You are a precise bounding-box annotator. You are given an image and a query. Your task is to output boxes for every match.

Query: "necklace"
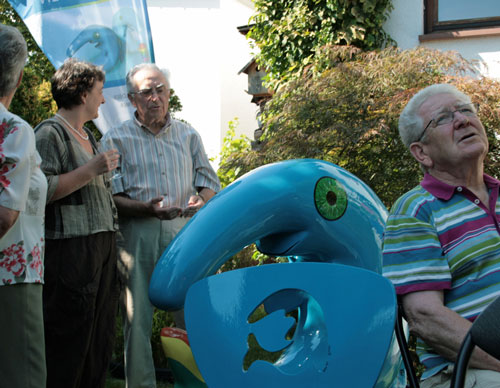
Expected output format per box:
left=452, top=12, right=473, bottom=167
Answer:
left=55, top=113, right=89, bottom=141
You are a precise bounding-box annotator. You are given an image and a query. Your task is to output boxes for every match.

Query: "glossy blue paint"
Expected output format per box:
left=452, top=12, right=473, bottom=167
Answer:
left=149, top=159, right=388, bottom=310
left=149, top=159, right=406, bottom=387
left=184, top=263, right=397, bottom=387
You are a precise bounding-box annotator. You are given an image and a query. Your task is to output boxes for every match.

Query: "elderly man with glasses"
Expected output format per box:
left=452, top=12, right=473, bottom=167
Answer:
left=100, top=63, right=220, bottom=388
left=382, top=83, right=500, bottom=387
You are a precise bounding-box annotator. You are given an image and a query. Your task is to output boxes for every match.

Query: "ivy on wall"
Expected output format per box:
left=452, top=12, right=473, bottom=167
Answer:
left=247, top=0, right=395, bottom=87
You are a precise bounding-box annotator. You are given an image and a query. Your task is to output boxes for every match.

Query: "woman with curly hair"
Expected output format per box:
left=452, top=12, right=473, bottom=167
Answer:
left=35, top=58, right=120, bottom=388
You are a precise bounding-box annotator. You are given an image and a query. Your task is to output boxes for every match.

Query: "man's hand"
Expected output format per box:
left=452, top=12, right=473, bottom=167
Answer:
left=150, top=197, right=182, bottom=220
left=182, top=194, right=205, bottom=217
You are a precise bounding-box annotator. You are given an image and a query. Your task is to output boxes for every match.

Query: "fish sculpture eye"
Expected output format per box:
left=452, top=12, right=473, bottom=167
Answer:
left=314, top=177, right=347, bottom=220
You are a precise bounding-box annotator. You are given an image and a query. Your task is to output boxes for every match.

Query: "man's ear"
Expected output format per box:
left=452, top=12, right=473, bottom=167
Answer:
left=15, top=70, right=23, bottom=89
left=410, top=142, right=433, bottom=169
left=127, top=94, right=137, bottom=107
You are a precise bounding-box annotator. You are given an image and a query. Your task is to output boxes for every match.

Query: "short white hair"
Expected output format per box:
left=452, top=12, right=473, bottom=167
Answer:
left=398, top=84, right=471, bottom=147
left=125, top=63, right=171, bottom=93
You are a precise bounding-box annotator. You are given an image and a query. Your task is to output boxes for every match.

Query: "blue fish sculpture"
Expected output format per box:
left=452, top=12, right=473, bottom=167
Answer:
left=183, top=262, right=402, bottom=387
left=149, top=159, right=406, bottom=387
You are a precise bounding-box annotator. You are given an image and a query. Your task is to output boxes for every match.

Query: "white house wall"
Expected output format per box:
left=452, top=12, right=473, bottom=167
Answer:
left=146, top=0, right=257, bottom=164
left=384, top=0, right=500, bottom=79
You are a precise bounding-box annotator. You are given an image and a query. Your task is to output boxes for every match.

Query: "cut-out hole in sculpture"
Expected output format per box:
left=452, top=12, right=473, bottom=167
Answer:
left=243, top=333, right=284, bottom=370
left=242, top=289, right=329, bottom=375
left=244, top=305, right=298, bottom=370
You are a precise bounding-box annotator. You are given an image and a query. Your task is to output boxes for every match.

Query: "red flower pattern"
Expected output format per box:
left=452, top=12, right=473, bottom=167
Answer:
left=0, top=121, right=8, bottom=142
left=0, top=118, right=43, bottom=286
left=0, top=119, right=19, bottom=190
left=0, top=243, right=26, bottom=277
left=29, top=244, right=43, bottom=278
left=0, top=164, right=11, bottom=189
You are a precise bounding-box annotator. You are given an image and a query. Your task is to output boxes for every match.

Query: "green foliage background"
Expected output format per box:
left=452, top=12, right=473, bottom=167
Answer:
left=219, top=45, right=500, bottom=208
left=248, top=0, right=394, bottom=87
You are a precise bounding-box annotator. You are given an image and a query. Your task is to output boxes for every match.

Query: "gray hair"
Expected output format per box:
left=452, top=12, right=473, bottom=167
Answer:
left=0, top=24, right=28, bottom=97
left=398, top=83, right=471, bottom=147
left=125, top=63, right=171, bottom=94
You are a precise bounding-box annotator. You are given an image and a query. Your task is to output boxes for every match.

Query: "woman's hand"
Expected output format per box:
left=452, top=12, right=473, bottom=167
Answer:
left=88, top=149, right=120, bottom=175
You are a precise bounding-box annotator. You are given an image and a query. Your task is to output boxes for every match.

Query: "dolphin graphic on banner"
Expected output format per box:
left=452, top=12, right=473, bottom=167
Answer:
left=7, top=0, right=155, bottom=133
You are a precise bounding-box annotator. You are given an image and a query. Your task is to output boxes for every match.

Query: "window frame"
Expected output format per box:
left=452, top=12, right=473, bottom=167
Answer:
left=424, top=0, right=500, bottom=34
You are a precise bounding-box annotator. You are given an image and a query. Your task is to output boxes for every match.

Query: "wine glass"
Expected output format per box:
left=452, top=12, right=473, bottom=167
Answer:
left=99, top=137, right=123, bottom=181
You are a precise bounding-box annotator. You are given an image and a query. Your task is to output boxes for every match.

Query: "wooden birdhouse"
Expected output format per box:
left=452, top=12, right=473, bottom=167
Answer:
left=238, top=58, right=270, bottom=99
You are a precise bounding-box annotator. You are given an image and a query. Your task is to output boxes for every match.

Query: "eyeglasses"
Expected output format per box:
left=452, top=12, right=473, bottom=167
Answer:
left=417, top=103, right=479, bottom=142
left=130, top=83, right=168, bottom=98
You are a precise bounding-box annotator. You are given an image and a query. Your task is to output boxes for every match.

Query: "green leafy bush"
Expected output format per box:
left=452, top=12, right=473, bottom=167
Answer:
left=217, top=119, right=251, bottom=188
left=1, top=2, right=57, bottom=127
left=219, top=45, right=500, bottom=208
left=248, top=0, right=394, bottom=87
left=10, top=67, right=57, bottom=126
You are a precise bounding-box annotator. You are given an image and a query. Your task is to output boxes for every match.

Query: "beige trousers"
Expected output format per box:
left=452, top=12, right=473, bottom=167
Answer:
left=421, top=365, right=500, bottom=388
left=118, top=216, right=188, bottom=388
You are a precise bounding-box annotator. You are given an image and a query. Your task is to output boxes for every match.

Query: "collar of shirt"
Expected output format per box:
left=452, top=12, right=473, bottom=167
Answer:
left=421, top=172, right=500, bottom=200
left=133, top=111, right=172, bottom=136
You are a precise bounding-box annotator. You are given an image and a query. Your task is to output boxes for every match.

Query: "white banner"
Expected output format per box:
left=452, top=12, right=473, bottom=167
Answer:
left=8, top=0, right=155, bottom=133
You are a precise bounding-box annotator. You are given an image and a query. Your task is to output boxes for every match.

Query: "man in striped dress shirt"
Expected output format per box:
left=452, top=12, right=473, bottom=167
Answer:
left=382, top=84, right=500, bottom=387
left=101, top=63, right=220, bottom=388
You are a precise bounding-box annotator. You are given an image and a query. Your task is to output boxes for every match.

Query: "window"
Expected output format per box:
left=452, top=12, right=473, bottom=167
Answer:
left=425, top=0, right=500, bottom=34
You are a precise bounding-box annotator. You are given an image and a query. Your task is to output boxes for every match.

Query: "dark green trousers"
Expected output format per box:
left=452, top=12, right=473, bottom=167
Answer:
left=0, top=282, right=46, bottom=388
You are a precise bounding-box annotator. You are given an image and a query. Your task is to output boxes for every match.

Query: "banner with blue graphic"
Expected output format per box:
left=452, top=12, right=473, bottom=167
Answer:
left=8, top=0, right=155, bottom=132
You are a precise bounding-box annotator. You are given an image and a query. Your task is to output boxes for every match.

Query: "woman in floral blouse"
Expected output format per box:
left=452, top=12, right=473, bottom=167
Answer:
left=0, top=24, right=48, bottom=388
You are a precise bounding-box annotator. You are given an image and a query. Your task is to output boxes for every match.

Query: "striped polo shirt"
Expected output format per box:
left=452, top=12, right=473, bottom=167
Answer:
left=383, top=173, right=500, bottom=379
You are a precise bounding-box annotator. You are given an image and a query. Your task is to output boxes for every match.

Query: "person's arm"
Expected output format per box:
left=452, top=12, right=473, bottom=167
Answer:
left=189, top=127, right=220, bottom=205
left=113, top=194, right=181, bottom=220
left=198, top=187, right=216, bottom=202
left=36, top=122, right=119, bottom=202
left=188, top=188, right=216, bottom=206
left=0, top=205, right=19, bottom=238
left=402, top=290, right=500, bottom=371
left=50, top=150, right=119, bottom=201
left=184, top=129, right=219, bottom=215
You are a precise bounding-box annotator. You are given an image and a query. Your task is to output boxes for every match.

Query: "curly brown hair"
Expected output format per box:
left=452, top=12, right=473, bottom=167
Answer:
left=51, top=58, right=105, bottom=109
